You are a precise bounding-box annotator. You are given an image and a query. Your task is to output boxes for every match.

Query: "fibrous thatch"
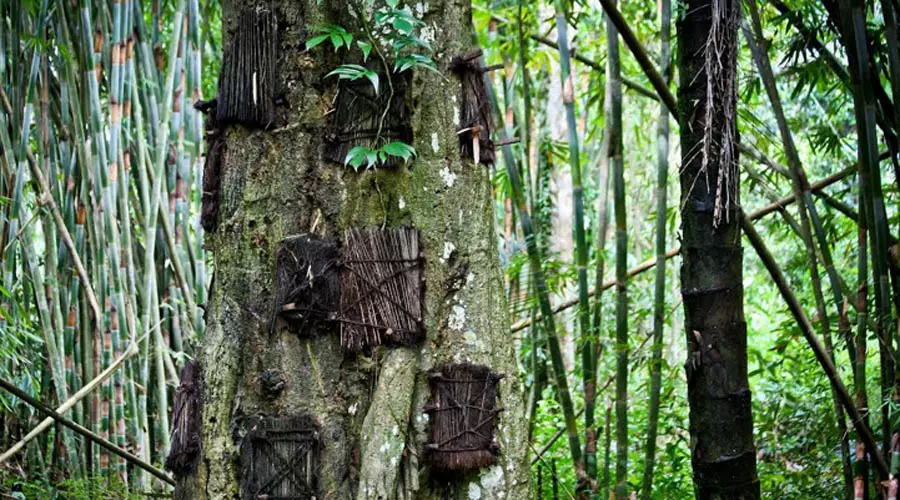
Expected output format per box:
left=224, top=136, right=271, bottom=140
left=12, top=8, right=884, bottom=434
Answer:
left=273, top=235, right=341, bottom=336
left=217, top=5, right=279, bottom=128
left=195, top=98, right=225, bottom=233
left=449, top=50, right=495, bottom=165
left=338, top=227, right=424, bottom=351
left=165, top=361, right=202, bottom=476
left=424, top=363, right=504, bottom=473
left=324, top=71, right=412, bottom=168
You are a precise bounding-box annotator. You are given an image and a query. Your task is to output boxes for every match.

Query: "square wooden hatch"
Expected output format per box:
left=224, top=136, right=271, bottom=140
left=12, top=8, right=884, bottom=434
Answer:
left=240, top=415, right=319, bottom=500
left=324, top=71, right=413, bottom=168
left=273, top=235, right=341, bottom=336
left=424, top=363, right=504, bottom=473
left=337, top=227, right=424, bottom=351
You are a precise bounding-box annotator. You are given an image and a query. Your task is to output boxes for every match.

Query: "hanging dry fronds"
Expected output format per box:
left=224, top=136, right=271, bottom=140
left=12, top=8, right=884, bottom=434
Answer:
left=273, top=235, right=341, bottom=336
left=702, top=0, right=741, bottom=227
left=165, top=361, right=202, bottom=476
left=450, top=50, right=496, bottom=165
left=195, top=98, right=225, bottom=233
left=338, top=227, right=424, bottom=351
left=324, top=71, right=413, bottom=168
left=424, top=363, right=504, bottom=473
left=217, top=5, right=279, bottom=128
left=240, top=415, right=319, bottom=500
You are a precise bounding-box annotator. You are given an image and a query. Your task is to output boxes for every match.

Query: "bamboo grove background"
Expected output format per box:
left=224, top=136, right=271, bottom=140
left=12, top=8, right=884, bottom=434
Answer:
left=0, top=0, right=216, bottom=495
left=1, top=0, right=899, bottom=498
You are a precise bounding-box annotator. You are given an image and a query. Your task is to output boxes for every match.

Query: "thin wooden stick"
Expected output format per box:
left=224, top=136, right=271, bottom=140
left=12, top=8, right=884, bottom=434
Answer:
left=0, top=375, right=174, bottom=485
left=0, top=341, right=138, bottom=464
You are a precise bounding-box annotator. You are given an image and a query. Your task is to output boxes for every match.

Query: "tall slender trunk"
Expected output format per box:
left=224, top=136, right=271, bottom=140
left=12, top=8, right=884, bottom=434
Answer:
left=606, top=1, right=629, bottom=497
left=641, top=0, right=670, bottom=496
left=677, top=0, right=759, bottom=497
left=550, top=0, right=594, bottom=489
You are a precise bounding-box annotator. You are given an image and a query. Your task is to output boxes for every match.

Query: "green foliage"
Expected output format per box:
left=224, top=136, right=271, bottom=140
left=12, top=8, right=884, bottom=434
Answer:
left=309, top=0, right=439, bottom=168
left=344, top=141, right=417, bottom=170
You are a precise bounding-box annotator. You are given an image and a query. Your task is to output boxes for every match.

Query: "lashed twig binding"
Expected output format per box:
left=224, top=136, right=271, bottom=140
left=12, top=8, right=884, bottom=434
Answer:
left=165, top=361, right=202, bottom=476
left=273, top=235, right=341, bottom=336
left=450, top=50, right=495, bottom=165
left=240, top=415, right=319, bottom=500
left=424, top=363, right=504, bottom=473
left=324, top=71, right=413, bottom=168
left=217, top=5, right=279, bottom=128
left=338, top=228, right=424, bottom=351
left=195, top=98, right=225, bottom=233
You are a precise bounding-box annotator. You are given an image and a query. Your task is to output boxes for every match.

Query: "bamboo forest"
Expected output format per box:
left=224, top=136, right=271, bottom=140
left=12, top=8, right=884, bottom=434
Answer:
left=1, top=0, right=900, bottom=498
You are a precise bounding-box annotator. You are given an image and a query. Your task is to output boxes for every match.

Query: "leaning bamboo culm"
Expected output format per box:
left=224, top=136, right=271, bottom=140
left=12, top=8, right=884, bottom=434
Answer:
left=0, top=0, right=205, bottom=494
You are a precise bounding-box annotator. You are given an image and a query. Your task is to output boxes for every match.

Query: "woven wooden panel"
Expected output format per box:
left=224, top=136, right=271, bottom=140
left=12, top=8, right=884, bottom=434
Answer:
left=273, top=235, right=340, bottom=336
left=165, top=361, right=202, bottom=476
left=324, top=71, right=412, bottom=168
left=338, top=228, right=424, bottom=351
left=217, top=5, right=279, bottom=128
left=449, top=50, right=494, bottom=165
left=424, top=363, right=504, bottom=473
left=240, top=415, right=319, bottom=500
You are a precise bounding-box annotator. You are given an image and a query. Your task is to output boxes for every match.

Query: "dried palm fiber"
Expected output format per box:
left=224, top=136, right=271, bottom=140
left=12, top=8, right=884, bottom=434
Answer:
left=217, top=4, right=279, bottom=128
left=240, top=415, right=319, bottom=500
left=195, top=98, right=225, bottom=233
left=696, top=0, right=741, bottom=227
left=165, top=361, right=202, bottom=476
left=273, top=235, right=340, bottom=336
left=338, top=227, right=424, bottom=351
left=324, top=70, right=413, bottom=168
left=449, top=50, right=495, bottom=165
left=424, top=363, right=504, bottom=473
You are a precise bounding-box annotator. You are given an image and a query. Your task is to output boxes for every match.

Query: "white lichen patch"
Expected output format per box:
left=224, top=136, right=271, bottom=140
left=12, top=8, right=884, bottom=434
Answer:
left=420, top=23, right=436, bottom=45
left=442, top=241, right=456, bottom=262
left=440, top=166, right=456, bottom=187
left=463, top=329, right=483, bottom=349
left=449, top=304, right=466, bottom=330
left=480, top=465, right=504, bottom=492
left=468, top=482, right=482, bottom=500
left=431, top=132, right=440, bottom=153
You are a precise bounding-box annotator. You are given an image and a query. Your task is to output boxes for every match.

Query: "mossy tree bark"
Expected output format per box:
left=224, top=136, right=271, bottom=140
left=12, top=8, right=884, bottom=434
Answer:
left=677, top=0, right=760, bottom=498
left=182, top=1, right=531, bottom=498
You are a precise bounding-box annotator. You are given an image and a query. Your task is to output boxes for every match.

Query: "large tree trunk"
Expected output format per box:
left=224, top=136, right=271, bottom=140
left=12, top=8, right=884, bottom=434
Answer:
left=181, top=1, right=531, bottom=498
left=677, top=0, right=760, bottom=498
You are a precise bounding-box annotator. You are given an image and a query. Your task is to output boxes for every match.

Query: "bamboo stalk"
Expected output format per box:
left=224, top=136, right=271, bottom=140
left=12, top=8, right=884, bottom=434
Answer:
left=641, top=0, right=671, bottom=496
left=550, top=0, right=593, bottom=488
left=603, top=1, right=629, bottom=496
left=483, top=60, right=583, bottom=482
left=741, top=214, right=890, bottom=479
left=743, top=4, right=853, bottom=494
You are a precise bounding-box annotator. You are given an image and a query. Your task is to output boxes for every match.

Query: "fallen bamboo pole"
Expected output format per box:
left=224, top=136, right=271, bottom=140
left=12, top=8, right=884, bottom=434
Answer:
left=0, top=375, right=174, bottom=486
left=0, top=341, right=138, bottom=464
